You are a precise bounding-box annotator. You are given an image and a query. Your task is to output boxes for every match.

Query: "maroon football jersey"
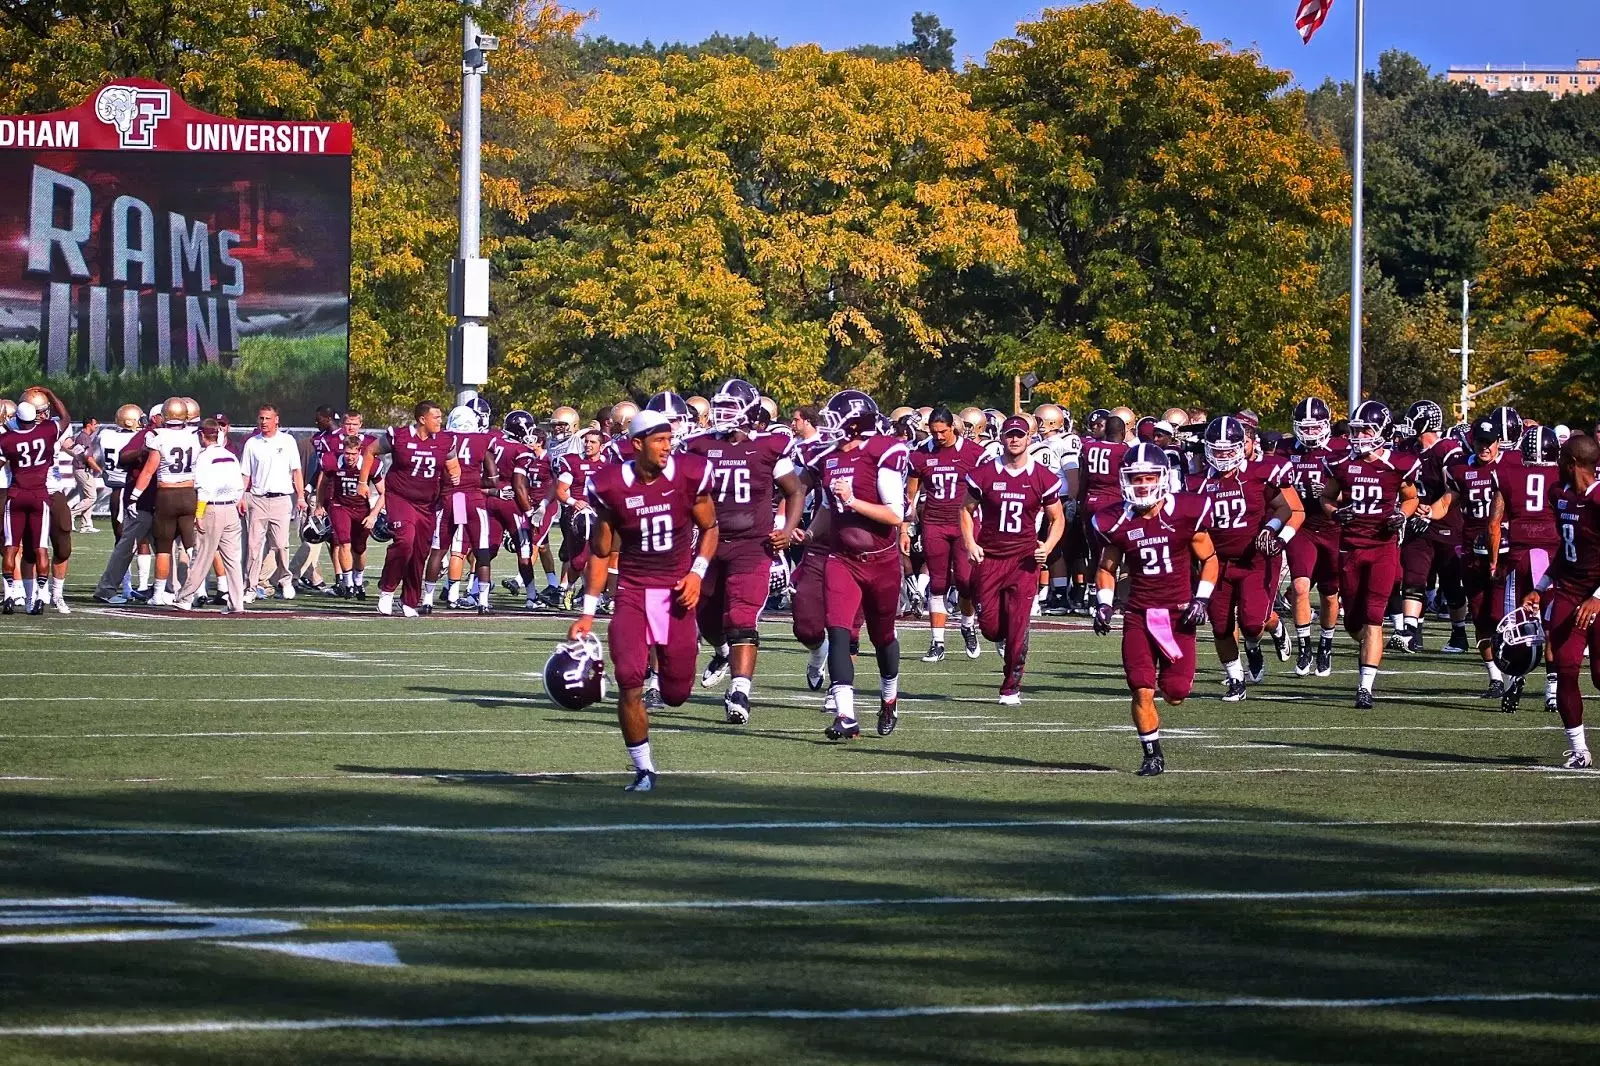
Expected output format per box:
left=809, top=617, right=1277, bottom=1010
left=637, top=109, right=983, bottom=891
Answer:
left=681, top=430, right=791, bottom=544
left=384, top=425, right=448, bottom=506
left=602, top=435, right=637, bottom=467
left=1497, top=462, right=1560, bottom=550
left=327, top=453, right=370, bottom=509
left=524, top=451, right=553, bottom=501
left=1273, top=437, right=1347, bottom=533
left=487, top=434, right=530, bottom=502
left=0, top=420, right=60, bottom=497
left=557, top=452, right=605, bottom=501
left=1408, top=437, right=1464, bottom=541
left=910, top=437, right=982, bottom=528
left=1078, top=439, right=1129, bottom=507
left=1444, top=453, right=1506, bottom=548
left=965, top=457, right=1061, bottom=556
left=445, top=430, right=496, bottom=497
left=587, top=454, right=713, bottom=588
left=809, top=434, right=910, bottom=558
left=1553, top=481, right=1600, bottom=595
left=1183, top=458, right=1289, bottom=561
left=1325, top=450, right=1420, bottom=550
left=1093, top=494, right=1211, bottom=611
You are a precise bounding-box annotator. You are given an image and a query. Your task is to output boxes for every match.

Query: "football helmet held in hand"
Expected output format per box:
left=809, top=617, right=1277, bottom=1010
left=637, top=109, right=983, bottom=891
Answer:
left=1491, top=604, right=1545, bottom=679
left=544, top=633, right=608, bottom=710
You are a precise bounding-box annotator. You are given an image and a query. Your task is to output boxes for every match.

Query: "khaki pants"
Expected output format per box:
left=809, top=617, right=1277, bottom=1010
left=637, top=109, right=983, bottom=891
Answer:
left=72, top=471, right=99, bottom=525
left=95, top=507, right=153, bottom=598
left=178, top=504, right=244, bottom=610
left=245, top=495, right=293, bottom=589
left=289, top=536, right=324, bottom=585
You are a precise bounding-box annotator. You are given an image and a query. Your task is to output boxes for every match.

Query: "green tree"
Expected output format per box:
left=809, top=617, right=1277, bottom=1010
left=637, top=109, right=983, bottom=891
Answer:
left=488, top=46, right=1017, bottom=411
left=853, top=13, right=958, bottom=74
left=965, top=0, right=1350, bottom=416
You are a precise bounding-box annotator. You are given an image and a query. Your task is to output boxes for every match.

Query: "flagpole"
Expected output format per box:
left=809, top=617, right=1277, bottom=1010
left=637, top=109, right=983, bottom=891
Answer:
left=1347, top=0, right=1366, bottom=414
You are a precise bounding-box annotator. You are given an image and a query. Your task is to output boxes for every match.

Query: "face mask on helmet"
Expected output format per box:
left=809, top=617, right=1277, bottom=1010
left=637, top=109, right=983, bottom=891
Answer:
left=543, top=633, right=608, bottom=711
left=710, top=380, right=758, bottom=433
left=1492, top=605, right=1545, bottom=679
left=1120, top=445, right=1171, bottom=509
left=446, top=406, right=480, bottom=433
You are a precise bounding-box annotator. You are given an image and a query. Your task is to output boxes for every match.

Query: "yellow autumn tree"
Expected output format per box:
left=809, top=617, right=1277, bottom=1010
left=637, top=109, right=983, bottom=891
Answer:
left=488, top=46, right=1019, bottom=410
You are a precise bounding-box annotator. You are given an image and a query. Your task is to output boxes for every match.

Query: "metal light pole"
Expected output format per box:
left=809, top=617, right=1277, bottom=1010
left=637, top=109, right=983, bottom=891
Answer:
left=449, top=0, right=495, bottom=392
left=1450, top=278, right=1474, bottom=425
left=1347, top=0, right=1367, bottom=416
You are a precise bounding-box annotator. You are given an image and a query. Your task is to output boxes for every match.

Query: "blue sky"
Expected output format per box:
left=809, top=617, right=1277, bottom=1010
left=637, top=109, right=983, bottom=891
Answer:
left=580, top=1, right=1600, bottom=89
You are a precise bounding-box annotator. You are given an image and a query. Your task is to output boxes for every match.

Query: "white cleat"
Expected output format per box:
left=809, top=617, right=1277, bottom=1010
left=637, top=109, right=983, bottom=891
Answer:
left=278, top=579, right=296, bottom=601
left=52, top=596, right=72, bottom=615
left=998, top=692, right=1022, bottom=706
left=402, top=605, right=419, bottom=618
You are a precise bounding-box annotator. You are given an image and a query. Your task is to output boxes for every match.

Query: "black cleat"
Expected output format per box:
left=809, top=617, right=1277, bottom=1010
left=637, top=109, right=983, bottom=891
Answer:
left=961, top=623, right=981, bottom=658
left=1386, top=632, right=1409, bottom=653
left=418, top=603, right=433, bottom=616
left=920, top=639, right=946, bottom=663
left=1271, top=620, right=1290, bottom=662
left=825, top=715, right=861, bottom=741
left=1294, top=638, right=1314, bottom=677
left=1355, top=687, right=1374, bottom=710
left=724, top=689, right=751, bottom=726
left=1442, top=627, right=1470, bottom=654
left=26, top=600, right=44, bottom=615
left=644, top=685, right=665, bottom=712
left=355, top=584, right=368, bottom=601
left=476, top=603, right=492, bottom=614
left=1, top=599, right=11, bottom=615
left=1315, top=639, right=1334, bottom=678
left=1499, top=676, right=1524, bottom=715
left=1245, top=645, right=1266, bottom=683
left=701, top=651, right=731, bottom=687
left=1481, top=679, right=1506, bottom=700
left=877, top=697, right=898, bottom=736
left=1405, top=628, right=1425, bottom=654
left=1222, top=678, right=1247, bottom=702
left=624, top=769, right=657, bottom=792
left=1137, top=751, right=1166, bottom=777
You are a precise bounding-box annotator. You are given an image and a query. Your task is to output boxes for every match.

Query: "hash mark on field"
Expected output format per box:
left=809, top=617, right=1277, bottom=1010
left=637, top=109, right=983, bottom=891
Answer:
left=1, top=991, right=1594, bottom=1038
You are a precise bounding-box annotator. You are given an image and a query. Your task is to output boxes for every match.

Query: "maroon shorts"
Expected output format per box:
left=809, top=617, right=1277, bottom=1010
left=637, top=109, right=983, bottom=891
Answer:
left=698, top=544, right=772, bottom=642
left=1339, top=542, right=1400, bottom=629
left=1207, top=557, right=1271, bottom=639
left=1461, top=553, right=1498, bottom=641
left=921, top=522, right=973, bottom=602
left=437, top=492, right=492, bottom=555
left=485, top=497, right=526, bottom=557
left=1122, top=606, right=1198, bottom=704
left=1402, top=534, right=1463, bottom=605
left=2, top=490, right=47, bottom=555
left=974, top=550, right=1037, bottom=693
left=1545, top=588, right=1600, bottom=729
left=528, top=501, right=557, bottom=549
left=1286, top=524, right=1341, bottom=596
left=328, top=501, right=371, bottom=554
left=378, top=493, right=439, bottom=608
left=793, top=548, right=862, bottom=648
left=608, top=581, right=699, bottom=704
left=1496, top=546, right=1555, bottom=623
left=825, top=548, right=901, bottom=648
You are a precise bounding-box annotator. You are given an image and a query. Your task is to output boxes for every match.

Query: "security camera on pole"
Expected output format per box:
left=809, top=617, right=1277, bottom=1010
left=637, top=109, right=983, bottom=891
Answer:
left=450, top=0, right=496, bottom=393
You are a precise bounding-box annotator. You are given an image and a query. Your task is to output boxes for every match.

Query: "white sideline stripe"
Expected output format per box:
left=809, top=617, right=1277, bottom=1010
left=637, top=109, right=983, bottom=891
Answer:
left=0, top=694, right=1526, bottom=707
left=23, top=882, right=1598, bottom=917
left=1, top=992, right=1594, bottom=1038
left=1, top=817, right=1595, bottom=839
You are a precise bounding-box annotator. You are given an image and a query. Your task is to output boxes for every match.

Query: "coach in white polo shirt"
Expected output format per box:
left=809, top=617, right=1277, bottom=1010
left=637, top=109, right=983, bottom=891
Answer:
left=240, top=404, right=305, bottom=601
left=177, top=419, right=247, bottom=612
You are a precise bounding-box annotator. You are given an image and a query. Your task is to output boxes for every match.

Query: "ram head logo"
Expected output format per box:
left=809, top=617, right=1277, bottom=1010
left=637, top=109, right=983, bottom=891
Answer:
left=94, top=85, right=171, bottom=149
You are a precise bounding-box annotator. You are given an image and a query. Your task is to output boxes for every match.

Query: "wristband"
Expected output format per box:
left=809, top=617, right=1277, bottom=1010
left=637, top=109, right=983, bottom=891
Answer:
left=691, top=557, right=710, bottom=579
left=1194, top=580, right=1216, bottom=600
left=1096, top=586, right=1115, bottom=608
left=1277, top=525, right=1297, bottom=544
left=127, top=489, right=142, bottom=504
left=1266, top=517, right=1284, bottom=534
left=581, top=594, right=601, bottom=616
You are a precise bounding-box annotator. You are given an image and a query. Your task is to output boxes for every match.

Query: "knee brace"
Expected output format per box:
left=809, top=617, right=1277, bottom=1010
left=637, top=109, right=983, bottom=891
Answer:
left=848, top=636, right=861, bottom=658
left=726, top=627, right=760, bottom=649
left=1401, top=584, right=1428, bottom=604
left=474, top=547, right=496, bottom=567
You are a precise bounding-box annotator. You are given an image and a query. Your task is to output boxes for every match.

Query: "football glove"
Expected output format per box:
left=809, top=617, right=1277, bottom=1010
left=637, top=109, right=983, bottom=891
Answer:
left=1332, top=503, right=1359, bottom=526
left=1385, top=508, right=1409, bottom=533
left=1182, top=596, right=1211, bottom=628
left=1405, top=511, right=1432, bottom=537
left=1092, top=602, right=1114, bottom=635
left=1301, top=478, right=1324, bottom=501
left=1254, top=528, right=1285, bottom=557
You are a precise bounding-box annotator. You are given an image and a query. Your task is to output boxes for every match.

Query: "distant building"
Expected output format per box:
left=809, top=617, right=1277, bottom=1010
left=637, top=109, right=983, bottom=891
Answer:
left=1447, top=59, right=1600, bottom=98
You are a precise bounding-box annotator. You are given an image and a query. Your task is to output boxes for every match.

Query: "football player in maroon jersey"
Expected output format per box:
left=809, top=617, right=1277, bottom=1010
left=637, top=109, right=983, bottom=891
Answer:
left=554, top=427, right=607, bottom=605
left=1443, top=411, right=1523, bottom=698
left=1186, top=417, right=1303, bottom=700
left=1488, top=426, right=1562, bottom=713
left=1093, top=444, right=1219, bottom=776
left=428, top=405, right=499, bottom=612
left=363, top=401, right=448, bottom=617
left=906, top=407, right=984, bottom=661
left=1393, top=401, right=1467, bottom=655
left=1322, top=401, right=1421, bottom=709
left=681, top=379, right=806, bottom=723
left=568, top=411, right=719, bottom=792
left=1529, top=432, right=1600, bottom=768
left=809, top=390, right=911, bottom=741
left=1276, top=397, right=1347, bottom=676
left=961, top=415, right=1066, bottom=704
left=0, top=386, right=70, bottom=614
left=317, top=433, right=384, bottom=597
left=1066, top=413, right=1129, bottom=596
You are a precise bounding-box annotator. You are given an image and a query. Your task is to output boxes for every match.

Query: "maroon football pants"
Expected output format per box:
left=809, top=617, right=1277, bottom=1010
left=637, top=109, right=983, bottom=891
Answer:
left=1206, top=557, right=1271, bottom=642
left=1286, top=525, right=1341, bottom=596
left=379, top=494, right=438, bottom=608
left=609, top=581, right=698, bottom=704
left=975, top=550, right=1037, bottom=694
left=921, top=523, right=973, bottom=601
left=1340, top=542, right=1400, bottom=632
left=1545, top=588, right=1600, bottom=730
left=825, top=548, right=900, bottom=649
left=698, top=544, right=772, bottom=647
left=1122, top=606, right=1198, bottom=704
left=793, top=548, right=861, bottom=649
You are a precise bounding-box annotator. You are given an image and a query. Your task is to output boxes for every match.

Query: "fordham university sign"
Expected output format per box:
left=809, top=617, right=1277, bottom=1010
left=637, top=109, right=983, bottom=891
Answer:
left=0, top=80, right=352, bottom=398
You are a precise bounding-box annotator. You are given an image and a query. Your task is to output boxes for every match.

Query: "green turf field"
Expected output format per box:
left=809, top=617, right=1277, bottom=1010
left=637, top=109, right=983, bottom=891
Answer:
left=0, top=533, right=1597, bottom=1064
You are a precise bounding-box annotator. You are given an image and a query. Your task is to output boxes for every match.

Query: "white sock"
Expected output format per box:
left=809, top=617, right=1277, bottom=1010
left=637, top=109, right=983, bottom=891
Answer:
left=545, top=575, right=558, bottom=588
left=1566, top=726, right=1588, bottom=752
left=645, top=671, right=660, bottom=694
left=24, top=579, right=36, bottom=608
left=882, top=675, right=899, bottom=702
left=1390, top=613, right=1404, bottom=632
left=378, top=590, right=393, bottom=611
left=1359, top=665, right=1378, bottom=691
left=1485, top=661, right=1503, bottom=684
left=1223, top=659, right=1244, bottom=682
left=477, top=582, right=490, bottom=607
left=423, top=581, right=437, bottom=606
left=1052, top=577, right=1070, bottom=591
left=136, top=555, right=151, bottom=588
left=445, top=579, right=460, bottom=603
left=915, top=573, right=929, bottom=598
left=354, top=569, right=365, bottom=586
left=2, top=577, right=14, bottom=602
left=1320, top=628, right=1337, bottom=643
left=718, top=642, right=730, bottom=659
left=831, top=683, right=855, bottom=722
left=627, top=741, right=655, bottom=773
left=931, top=625, right=945, bottom=645
left=1547, top=673, right=1559, bottom=699
left=50, top=577, right=63, bottom=601
left=808, top=640, right=828, bottom=673
left=962, top=613, right=976, bottom=629
left=730, top=676, right=752, bottom=697
left=1296, top=624, right=1312, bottom=639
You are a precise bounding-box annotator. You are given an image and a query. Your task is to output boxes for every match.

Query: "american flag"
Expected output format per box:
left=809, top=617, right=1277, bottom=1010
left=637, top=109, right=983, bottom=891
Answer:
left=1296, top=0, right=1334, bottom=44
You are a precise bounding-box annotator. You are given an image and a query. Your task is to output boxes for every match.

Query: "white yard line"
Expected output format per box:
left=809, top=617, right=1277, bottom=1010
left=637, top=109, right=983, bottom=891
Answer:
left=0, top=992, right=1593, bottom=1038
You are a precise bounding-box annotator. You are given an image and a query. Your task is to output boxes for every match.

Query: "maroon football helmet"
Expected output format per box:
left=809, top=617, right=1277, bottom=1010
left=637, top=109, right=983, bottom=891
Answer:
left=818, top=390, right=880, bottom=444
left=543, top=634, right=608, bottom=710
